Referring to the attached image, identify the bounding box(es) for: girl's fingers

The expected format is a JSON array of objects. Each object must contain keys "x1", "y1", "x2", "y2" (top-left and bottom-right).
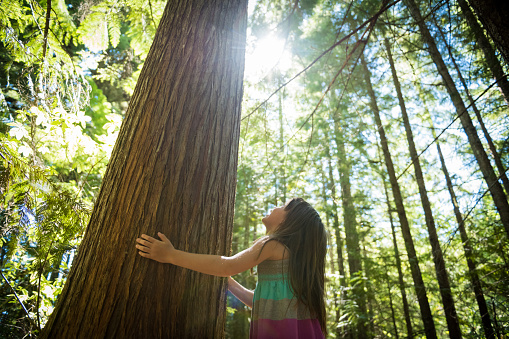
[
  {"x1": 157, "y1": 232, "x2": 169, "y2": 242},
  {"x1": 141, "y1": 234, "x2": 156, "y2": 242},
  {"x1": 136, "y1": 238, "x2": 151, "y2": 247}
]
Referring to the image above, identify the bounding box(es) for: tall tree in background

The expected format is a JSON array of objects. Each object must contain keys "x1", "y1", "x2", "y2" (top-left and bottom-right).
[
  {"x1": 432, "y1": 19, "x2": 509, "y2": 195},
  {"x1": 40, "y1": 0, "x2": 248, "y2": 337},
  {"x1": 334, "y1": 116, "x2": 369, "y2": 338},
  {"x1": 361, "y1": 54, "x2": 438, "y2": 339},
  {"x1": 467, "y1": 0, "x2": 509, "y2": 66},
  {"x1": 405, "y1": 0, "x2": 509, "y2": 237},
  {"x1": 435, "y1": 136, "x2": 496, "y2": 339},
  {"x1": 384, "y1": 38, "x2": 462, "y2": 338},
  {"x1": 410, "y1": 73, "x2": 499, "y2": 337},
  {"x1": 457, "y1": 0, "x2": 509, "y2": 106},
  {"x1": 381, "y1": 174, "x2": 413, "y2": 339}
]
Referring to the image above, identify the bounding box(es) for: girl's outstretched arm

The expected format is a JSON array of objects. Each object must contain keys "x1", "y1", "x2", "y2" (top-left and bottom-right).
[
  {"x1": 228, "y1": 277, "x2": 254, "y2": 308},
  {"x1": 135, "y1": 232, "x2": 277, "y2": 277}
]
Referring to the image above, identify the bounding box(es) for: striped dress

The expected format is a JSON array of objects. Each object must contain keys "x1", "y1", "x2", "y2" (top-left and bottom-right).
[{"x1": 250, "y1": 259, "x2": 324, "y2": 339}]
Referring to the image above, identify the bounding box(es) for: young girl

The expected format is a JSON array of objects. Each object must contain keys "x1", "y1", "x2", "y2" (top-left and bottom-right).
[{"x1": 136, "y1": 197, "x2": 327, "y2": 338}]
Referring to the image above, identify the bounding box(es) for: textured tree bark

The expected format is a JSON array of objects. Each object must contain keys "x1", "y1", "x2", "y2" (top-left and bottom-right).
[
  {"x1": 457, "y1": 0, "x2": 509, "y2": 106},
  {"x1": 384, "y1": 38, "x2": 462, "y2": 339},
  {"x1": 40, "y1": 0, "x2": 247, "y2": 337},
  {"x1": 467, "y1": 0, "x2": 509, "y2": 66},
  {"x1": 405, "y1": 0, "x2": 509, "y2": 238},
  {"x1": 361, "y1": 54, "x2": 437, "y2": 339}
]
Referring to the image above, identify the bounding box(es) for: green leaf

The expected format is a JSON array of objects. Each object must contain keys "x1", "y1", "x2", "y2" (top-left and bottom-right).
[
  {"x1": 108, "y1": 13, "x2": 121, "y2": 48},
  {"x1": 78, "y1": 11, "x2": 109, "y2": 52}
]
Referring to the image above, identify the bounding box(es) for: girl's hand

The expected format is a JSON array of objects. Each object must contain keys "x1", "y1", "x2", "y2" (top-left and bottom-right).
[{"x1": 136, "y1": 232, "x2": 175, "y2": 263}]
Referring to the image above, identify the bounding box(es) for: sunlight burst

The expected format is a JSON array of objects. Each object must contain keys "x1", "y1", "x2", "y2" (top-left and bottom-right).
[{"x1": 244, "y1": 35, "x2": 293, "y2": 82}]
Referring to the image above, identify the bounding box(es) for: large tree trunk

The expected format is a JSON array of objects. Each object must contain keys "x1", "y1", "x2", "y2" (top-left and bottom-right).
[
  {"x1": 361, "y1": 54, "x2": 437, "y2": 339},
  {"x1": 384, "y1": 38, "x2": 462, "y2": 338},
  {"x1": 457, "y1": 0, "x2": 509, "y2": 106},
  {"x1": 405, "y1": 0, "x2": 509, "y2": 238},
  {"x1": 467, "y1": 0, "x2": 509, "y2": 66},
  {"x1": 41, "y1": 0, "x2": 247, "y2": 337}
]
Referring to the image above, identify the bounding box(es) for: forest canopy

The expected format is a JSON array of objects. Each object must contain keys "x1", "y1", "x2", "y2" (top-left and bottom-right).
[{"x1": 1, "y1": 0, "x2": 508, "y2": 338}]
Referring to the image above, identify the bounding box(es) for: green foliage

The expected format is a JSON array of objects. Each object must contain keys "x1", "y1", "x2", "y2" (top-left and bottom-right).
[
  {"x1": 0, "y1": 137, "x2": 90, "y2": 336},
  {"x1": 77, "y1": 1, "x2": 121, "y2": 52}
]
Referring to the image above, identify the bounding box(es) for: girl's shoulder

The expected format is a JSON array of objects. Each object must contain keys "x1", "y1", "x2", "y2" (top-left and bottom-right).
[{"x1": 254, "y1": 236, "x2": 290, "y2": 261}]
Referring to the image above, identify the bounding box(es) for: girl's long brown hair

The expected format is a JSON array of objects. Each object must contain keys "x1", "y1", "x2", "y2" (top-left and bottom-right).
[{"x1": 263, "y1": 197, "x2": 327, "y2": 335}]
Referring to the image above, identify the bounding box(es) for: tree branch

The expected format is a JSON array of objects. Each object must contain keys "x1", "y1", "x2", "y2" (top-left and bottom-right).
[
  {"x1": 1, "y1": 269, "x2": 38, "y2": 330},
  {"x1": 43, "y1": 0, "x2": 52, "y2": 58}
]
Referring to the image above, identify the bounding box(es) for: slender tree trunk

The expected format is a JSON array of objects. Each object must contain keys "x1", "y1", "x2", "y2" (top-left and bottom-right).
[
  {"x1": 334, "y1": 121, "x2": 368, "y2": 339},
  {"x1": 457, "y1": 0, "x2": 509, "y2": 106},
  {"x1": 320, "y1": 164, "x2": 336, "y2": 275},
  {"x1": 278, "y1": 75, "x2": 287, "y2": 203},
  {"x1": 467, "y1": 0, "x2": 509, "y2": 66},
  {"x1": 415, "y1": 76, "x2": 497, "y2": 339},
  {"x1": 362, "y1": 244, "x2": 375, "y2": 336},
  {"x1": 381, "y1": 174, "x2": 414, "y2": 339},
  {"x1": 433, "y1": 21, "x2": 509, "y2": 195},
  {"x1": 384, "y1": 38, "x2": 462, "y2": 338},
  {"x1": 326, "y1": 140, "x2": 347, "y2": 338},
  {"x1": 361, "y1": 54, "x2": 437, "y2": 339},
  {"x1": 41, "y1": 0, "x2": 247, "y2": 337},
  {"x1": 326, "y1": 126, "x2": 346, "y2": 286},
  {"x1": 405, "y1": 0, "x2": 509, "y2": 238},
  {"x1": 385, "y1": 270, "x2": 400, "y2": 339},
  {"x1": 435, "y1": 138, "x2": 496, "y2": 339},
  {"x1": 491, "y1": 300, "x2": 502, "y2": 339}
]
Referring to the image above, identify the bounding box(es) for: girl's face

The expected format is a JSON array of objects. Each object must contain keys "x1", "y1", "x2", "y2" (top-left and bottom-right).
[{"x1": 262, "y1": 206, "x2": 287, "y2": 234}]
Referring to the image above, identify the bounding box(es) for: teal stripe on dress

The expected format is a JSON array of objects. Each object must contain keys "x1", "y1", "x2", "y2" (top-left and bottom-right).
[{"x1": 253, "y1": 280, "x2": 294, "y2": 301}]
